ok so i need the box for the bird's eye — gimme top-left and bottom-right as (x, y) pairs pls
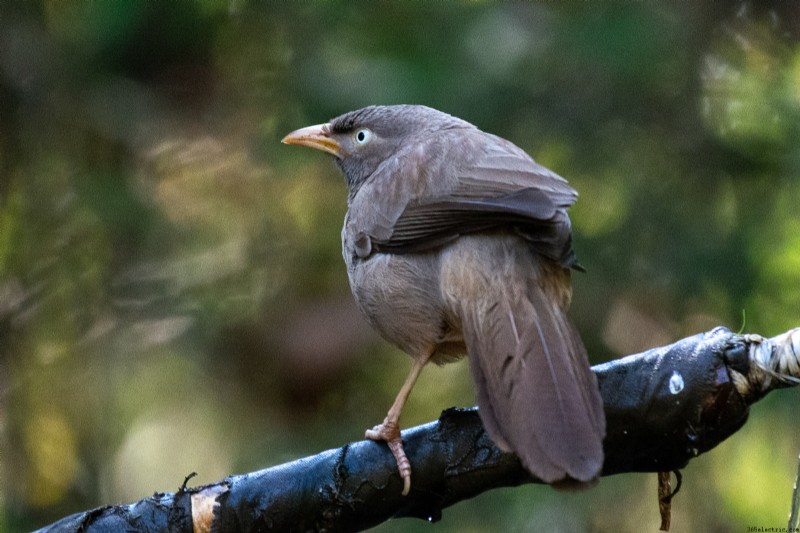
(354, 128), (372, 145)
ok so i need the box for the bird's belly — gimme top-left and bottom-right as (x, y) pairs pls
(347, 252), (465, 361)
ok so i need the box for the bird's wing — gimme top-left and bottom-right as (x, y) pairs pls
(369, 132), (581, 268)
(448, 262), (605, 483)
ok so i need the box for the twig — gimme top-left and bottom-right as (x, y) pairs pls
(35, 327), (800, 532)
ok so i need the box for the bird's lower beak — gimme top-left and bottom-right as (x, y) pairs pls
(281, 123), (342, 158)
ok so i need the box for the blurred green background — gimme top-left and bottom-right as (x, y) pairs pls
(1, 1), (800, 531)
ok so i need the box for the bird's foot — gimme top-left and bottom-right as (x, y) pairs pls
(365, 418), (411, 495)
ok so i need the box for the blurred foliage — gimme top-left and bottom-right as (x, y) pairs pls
(1, 1), (799, 531)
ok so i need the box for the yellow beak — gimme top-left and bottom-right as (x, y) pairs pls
(281, 123), (342, 158)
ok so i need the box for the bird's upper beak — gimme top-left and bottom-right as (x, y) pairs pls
(281, 123), (342, 158)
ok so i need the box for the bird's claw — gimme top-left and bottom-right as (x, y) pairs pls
(365, 418), (412, 495)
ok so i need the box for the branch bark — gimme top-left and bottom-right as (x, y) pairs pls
(36, 326), (800, 533)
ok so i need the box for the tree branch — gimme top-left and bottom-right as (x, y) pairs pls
(35, 326), (800, 532)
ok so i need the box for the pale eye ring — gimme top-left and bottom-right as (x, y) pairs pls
(354, 128), (372, 145)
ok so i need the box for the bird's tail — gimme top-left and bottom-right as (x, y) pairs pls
(441, 237), (605, 484)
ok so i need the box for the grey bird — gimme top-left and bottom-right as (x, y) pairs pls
(282, 105), (605, 495)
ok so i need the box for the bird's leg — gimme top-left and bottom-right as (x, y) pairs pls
(365, 356), (428, 496)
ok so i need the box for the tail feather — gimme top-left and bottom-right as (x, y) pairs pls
(458, 275), (605, 483)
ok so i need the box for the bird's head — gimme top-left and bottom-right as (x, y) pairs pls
(282, 105), (471, 196)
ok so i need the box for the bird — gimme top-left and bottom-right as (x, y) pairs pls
(282, 105), (605, 496)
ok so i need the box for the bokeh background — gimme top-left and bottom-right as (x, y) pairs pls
(1, 1), (800, 531)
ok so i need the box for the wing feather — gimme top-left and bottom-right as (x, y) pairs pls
(346, 128), (581, 268)
(363, 131), (581, 267)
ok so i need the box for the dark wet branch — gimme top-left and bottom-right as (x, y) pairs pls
(36, 327), (800, 533)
